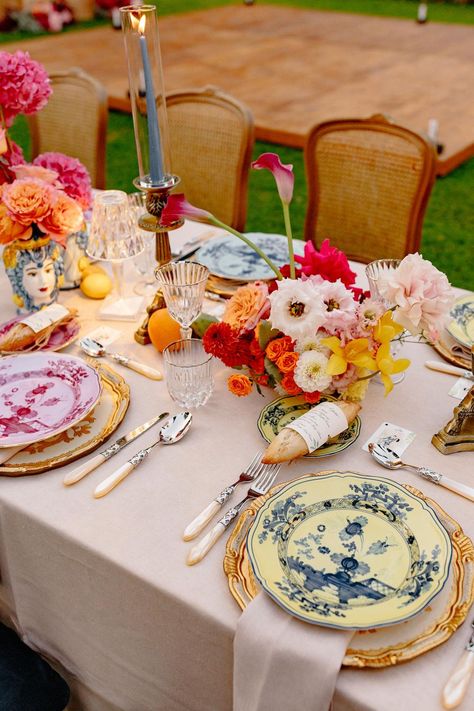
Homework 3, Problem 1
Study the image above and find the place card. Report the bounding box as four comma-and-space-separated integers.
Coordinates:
363, 422, 416, 457
83, 325, 121, 348
448, 377, 472, 400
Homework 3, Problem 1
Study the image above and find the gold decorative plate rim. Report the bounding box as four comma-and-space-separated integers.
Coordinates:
0, 363, 130, 476
431, 335, 471, 369
223, 470, 474, 668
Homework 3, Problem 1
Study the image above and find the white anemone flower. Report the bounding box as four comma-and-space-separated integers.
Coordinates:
312, 278, 357, 332
268, 279, 326, 341
293, 350, 332, 393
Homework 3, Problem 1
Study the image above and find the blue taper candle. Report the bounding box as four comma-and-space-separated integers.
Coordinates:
138, 20, 163, 184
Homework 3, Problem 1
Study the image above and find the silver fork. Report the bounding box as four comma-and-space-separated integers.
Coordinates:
186, 463, 280, 565
183, 452, 265, 541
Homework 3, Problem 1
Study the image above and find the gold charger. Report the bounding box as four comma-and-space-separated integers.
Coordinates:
224, 471, 474, 668
432, 334, 471, 369
0, 363, 130, 476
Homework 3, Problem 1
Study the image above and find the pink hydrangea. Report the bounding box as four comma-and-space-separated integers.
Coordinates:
0, 140, 25, 186
0, 51, 51, 125
33, 152, 92, 211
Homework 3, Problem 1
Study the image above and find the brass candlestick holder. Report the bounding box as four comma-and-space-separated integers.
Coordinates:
133, 175, 184, 345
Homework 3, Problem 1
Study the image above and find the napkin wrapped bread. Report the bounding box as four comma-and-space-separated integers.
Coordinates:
0, 305, 77, 353
262, 400, 360, 463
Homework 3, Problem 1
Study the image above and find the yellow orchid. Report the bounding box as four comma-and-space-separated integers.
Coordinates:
375, 342, 410, 395
374, 311, 404, 344
322, 336, 376, 375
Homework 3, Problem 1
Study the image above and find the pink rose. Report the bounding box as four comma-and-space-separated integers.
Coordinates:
11, 164, 59, 184
2, 178, 55, 226
379, 253, 454, 339
223, 281, 270, 331
40, 191, 84, 245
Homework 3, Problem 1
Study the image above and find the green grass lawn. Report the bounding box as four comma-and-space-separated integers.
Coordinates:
4, 0, 474, 290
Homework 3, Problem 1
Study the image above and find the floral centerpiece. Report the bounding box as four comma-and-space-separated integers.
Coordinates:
0, 50, 92, 310
161, 153, 454, 402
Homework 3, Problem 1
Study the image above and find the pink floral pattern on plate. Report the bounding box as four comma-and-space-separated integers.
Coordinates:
0, 353, 101, 447
0, 315, 80, 352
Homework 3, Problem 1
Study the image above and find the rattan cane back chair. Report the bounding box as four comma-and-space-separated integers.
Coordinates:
166, 86, 255, 231
28, 68, 108, 189
304, 115, 437, 263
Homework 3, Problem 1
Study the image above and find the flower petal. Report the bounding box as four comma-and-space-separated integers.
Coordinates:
326, 353, 347, 375
251, 152, 294, 204
160, 194, 213, 225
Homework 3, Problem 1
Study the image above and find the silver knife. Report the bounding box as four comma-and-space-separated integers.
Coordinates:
442, 619, 474, 709
63, 412, 169, 486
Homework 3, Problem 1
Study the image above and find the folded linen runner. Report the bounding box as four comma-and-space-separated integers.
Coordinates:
234, 592, 353, 711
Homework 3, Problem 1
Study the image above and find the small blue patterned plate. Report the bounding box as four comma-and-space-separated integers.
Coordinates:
447, 294, 474, 349
195, 233, 306, 281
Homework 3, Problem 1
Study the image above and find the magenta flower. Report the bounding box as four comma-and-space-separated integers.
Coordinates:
33, 152, 92, 211
252, 152, 294, 204
0, 51, 51, 126
295, 239, 357, 289
0, 140, 25, 186
160, 194, 213, 225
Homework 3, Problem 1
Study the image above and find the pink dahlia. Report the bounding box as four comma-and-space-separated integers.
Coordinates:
0, 51, 51, 125
295, 239, 357, 289
33, 152, 92, 210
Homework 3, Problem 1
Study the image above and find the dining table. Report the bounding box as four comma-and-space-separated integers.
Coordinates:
0, 237, 472, 711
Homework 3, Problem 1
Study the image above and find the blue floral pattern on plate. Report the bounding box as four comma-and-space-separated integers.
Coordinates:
195, 233, 306, 280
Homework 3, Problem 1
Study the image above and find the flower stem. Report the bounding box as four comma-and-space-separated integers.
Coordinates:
282, 201, 295, 279
210, 217, 284, 280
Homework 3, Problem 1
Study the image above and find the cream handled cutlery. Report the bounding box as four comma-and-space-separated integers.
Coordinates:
186, 463, 280, 565
183, 451, 265, 541
369, 443, 474, 502
94, 411, 192, 498
425, 360, 474, 381
80, 337, 163, 380
442, 619, 474, 709
64, 412, 170, 485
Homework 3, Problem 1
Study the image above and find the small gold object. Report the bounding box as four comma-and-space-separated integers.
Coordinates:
132, 176, 184, 345
432, 385, 474, 454
223, 472, 474, 668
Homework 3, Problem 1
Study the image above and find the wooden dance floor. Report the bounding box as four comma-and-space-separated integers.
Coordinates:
8, 4, 474, 175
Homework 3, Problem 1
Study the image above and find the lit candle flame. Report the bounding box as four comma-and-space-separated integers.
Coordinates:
130, 13, 146, 35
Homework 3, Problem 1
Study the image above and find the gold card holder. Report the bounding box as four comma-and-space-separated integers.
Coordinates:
432, 385, 474, 454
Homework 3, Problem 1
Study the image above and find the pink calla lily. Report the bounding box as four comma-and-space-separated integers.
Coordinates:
160, 194, 213, 226
251, 152, 294, 204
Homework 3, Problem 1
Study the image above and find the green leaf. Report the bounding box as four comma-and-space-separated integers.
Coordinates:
258, 320, 280, 350
191, 313, 218, 338
264, 356, 283, 384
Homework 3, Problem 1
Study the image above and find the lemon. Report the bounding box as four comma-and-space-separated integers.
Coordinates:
80, 272, 113, 299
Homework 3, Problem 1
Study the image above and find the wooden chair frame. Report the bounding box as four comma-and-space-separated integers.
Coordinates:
28, 68, 108, 190
165, 86, 255, 232
304, 114, 437, 262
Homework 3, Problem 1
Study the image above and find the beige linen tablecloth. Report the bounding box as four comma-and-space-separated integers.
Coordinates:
0, 256, 472, 711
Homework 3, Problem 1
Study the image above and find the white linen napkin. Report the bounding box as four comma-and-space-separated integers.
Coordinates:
0, 445, 24, 465
234, 592, 354, 711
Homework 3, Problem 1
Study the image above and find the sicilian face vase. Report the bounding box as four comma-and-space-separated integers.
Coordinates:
2, 236, 64, 313
61, 227, 88, 289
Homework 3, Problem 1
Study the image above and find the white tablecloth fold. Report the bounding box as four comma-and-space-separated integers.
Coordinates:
234, 592, 353, 711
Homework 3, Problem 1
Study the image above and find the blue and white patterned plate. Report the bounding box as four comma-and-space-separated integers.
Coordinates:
247, 472, 452, 629
447, 294, 474, 349
194, 233, 306, 281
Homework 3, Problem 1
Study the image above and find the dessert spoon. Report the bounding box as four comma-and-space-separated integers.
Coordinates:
368, 442, 474, 502
80, 337, 162, 380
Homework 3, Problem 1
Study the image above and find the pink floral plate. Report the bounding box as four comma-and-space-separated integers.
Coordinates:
0, 315, 80, 353
0, 353, 102, 448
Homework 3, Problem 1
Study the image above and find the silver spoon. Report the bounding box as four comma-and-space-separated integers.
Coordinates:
94, 411, 193, 498
80, 337, 162, 380
368, 442, 474, 502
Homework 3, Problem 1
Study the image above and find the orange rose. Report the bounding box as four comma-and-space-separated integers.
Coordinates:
2, 178, 54, 226
265, 335, 293, 362
0, 204, 32, 244
281, 372, 302, 396
11, 164, 59, 184
276, 351, 299, 373
223, 282, 268, 331
228, 373, 253, 397
40, 191, 83, 243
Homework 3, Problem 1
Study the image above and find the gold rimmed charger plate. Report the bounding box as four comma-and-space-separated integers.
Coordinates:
431, 333, 471, 369
0, 363, 130, 476
224, 471, 474, 668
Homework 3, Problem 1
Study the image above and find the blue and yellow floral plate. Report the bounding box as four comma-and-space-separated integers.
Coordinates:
247, 472, 452, 630
257, 394, 361, 458
447, 294, 474, 349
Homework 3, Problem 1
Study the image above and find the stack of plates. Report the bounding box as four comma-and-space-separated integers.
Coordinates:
195, 233, 306, 297
0, 352, 129, 475
434, 294, 473, 368
224, 470, 474, 668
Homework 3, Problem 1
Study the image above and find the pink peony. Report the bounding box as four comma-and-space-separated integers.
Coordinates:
2, 178, 55, 226
0, 51, 51, 125
0, 141, 25, 185
33, 152, 92, 210
295, 239, 357, 289
379, 253, 455, 340
11, 164, 59, 184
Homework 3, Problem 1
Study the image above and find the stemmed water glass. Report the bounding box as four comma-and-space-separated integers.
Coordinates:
128, 192, 156, 296
154, 261, 210, 339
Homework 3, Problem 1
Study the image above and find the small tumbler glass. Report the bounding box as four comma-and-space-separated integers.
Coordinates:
163, 339, 214, 408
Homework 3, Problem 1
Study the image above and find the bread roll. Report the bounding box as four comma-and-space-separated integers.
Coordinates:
262, 400, 360, 464
0, 305, 77, 353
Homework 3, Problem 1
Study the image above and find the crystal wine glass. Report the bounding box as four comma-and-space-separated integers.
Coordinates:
154, 261, 209, 339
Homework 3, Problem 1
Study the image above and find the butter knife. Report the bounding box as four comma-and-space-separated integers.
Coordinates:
442, 619, 474, 709
63, 412, 169, 486
425, 360, 474, 381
